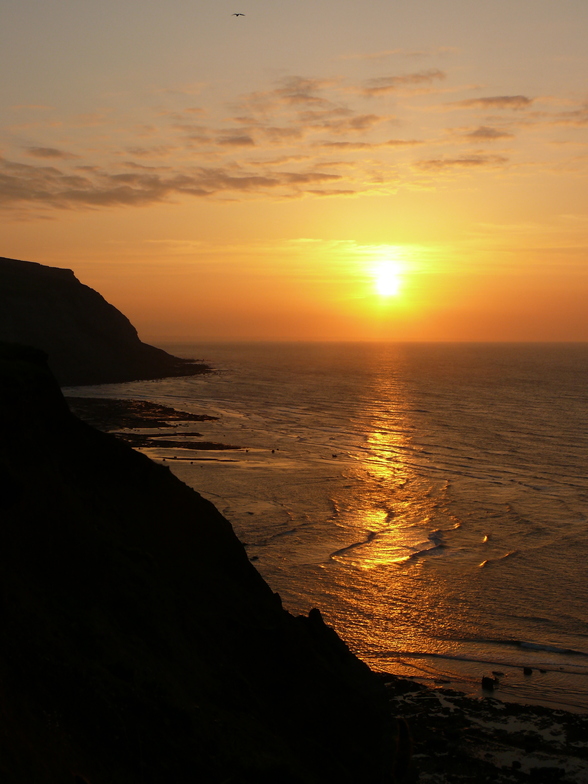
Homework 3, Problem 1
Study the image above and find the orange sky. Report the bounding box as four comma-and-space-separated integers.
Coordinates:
2, 0, 588, 342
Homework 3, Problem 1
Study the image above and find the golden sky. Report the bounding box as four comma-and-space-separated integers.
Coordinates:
2, 0, 588, 341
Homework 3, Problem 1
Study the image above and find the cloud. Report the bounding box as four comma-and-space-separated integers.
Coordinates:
461, 126, 515, 141
173, 123, 213, 143
217, 134, 256, 147
121, 161, 173, 172
451, 95, 533, 110
259, 126, 305, 143
249, 154, 310, 167
239, 76, 339, 113
550, 103, 588, 127
305, 188, 357, 197
416, 154, 508, 170
360, 70, 446, 96
298, 110, 385, 134
315, 138, 423, 150
25, 146, 78, 160
125, 145, 177, 158
0, 154, 348, 210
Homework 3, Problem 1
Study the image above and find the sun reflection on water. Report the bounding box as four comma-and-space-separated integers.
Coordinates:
329, 372, 441, 572
315, 355, 479, 676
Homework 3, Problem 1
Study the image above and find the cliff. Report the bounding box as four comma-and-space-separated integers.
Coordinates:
0, 257, 207, 386
0, 343, 401, 783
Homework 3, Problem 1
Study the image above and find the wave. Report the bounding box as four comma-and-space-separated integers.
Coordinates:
330, 527, 445, 564
375, 646, 588, 671
478, 550, 519, 567
465, 637, 588, 658
518, 641, 588, 656
329, 530, 378, 559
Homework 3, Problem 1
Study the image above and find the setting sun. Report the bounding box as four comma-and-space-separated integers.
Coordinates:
374, 260, 402, 297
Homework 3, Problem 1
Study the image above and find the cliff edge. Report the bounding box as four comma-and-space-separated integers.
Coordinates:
0, 257, 207, 385
0, 343, 401, 783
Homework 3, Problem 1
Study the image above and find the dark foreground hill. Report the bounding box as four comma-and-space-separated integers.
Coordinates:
0, 343, 401, 784
0, 257, 207, 386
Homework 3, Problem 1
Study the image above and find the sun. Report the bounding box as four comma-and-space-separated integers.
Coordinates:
374, 260, 401, 297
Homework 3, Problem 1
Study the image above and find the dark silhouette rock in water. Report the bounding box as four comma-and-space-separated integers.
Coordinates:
0, 257, 208, 385
481, 676, 498, 691
0, 342, 400, 783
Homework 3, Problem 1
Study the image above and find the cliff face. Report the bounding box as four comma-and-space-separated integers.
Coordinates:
0, 257, 207, 385
0, 343, 400, 784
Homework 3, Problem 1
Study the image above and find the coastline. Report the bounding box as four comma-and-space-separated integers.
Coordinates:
65, 395, 588, 782
383, 673, 588, 782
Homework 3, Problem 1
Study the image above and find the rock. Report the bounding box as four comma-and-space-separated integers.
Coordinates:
0, 343, 399, 783
482, 676, 498, 691
0, 257, 208, 385
524, 667, 533, 676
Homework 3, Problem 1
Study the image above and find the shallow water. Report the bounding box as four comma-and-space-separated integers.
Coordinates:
65, 342, 588, 711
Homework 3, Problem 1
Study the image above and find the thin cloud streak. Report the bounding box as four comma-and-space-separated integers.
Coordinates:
451, 96, 533, 110
360, 69, 446, 96
458, 126, 515, 142
25, 147, 78, 160
416, 154, 509, 170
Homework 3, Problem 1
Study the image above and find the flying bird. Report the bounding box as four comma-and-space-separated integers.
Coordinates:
232, 12, 245, 16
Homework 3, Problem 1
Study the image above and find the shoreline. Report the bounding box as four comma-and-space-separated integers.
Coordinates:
65, 394, 588, 777
382, 673, 588, 782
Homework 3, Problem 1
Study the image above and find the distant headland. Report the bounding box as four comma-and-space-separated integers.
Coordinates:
0, 256, 208, 386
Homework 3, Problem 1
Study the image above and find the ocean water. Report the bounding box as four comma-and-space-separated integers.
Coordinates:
65, 342, 588, 712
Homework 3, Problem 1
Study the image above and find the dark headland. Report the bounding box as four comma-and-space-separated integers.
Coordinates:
0, 343, 401, 783
0, 257, 208, 386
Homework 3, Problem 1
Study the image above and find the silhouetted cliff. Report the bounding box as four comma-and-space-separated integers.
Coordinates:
0, 257, 207, 385
0, 343, 401, 783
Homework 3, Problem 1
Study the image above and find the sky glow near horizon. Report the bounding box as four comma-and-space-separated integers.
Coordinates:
1, 0, 588, 342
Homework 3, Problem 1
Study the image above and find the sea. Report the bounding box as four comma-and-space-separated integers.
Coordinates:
64, 342, 588, 713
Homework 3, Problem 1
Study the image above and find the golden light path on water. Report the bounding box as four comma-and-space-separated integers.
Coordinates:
317, 366, 476, 682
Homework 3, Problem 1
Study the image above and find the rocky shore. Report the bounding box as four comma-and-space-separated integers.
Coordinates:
66, 396, 241, 451
383, 675, 588, 782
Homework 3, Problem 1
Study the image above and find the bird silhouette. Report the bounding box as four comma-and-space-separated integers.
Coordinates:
232, 12, 245, 16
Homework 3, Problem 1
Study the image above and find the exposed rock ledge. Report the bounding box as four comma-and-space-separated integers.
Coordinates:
0, 257, 207, 386
0, 343, 401, 783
